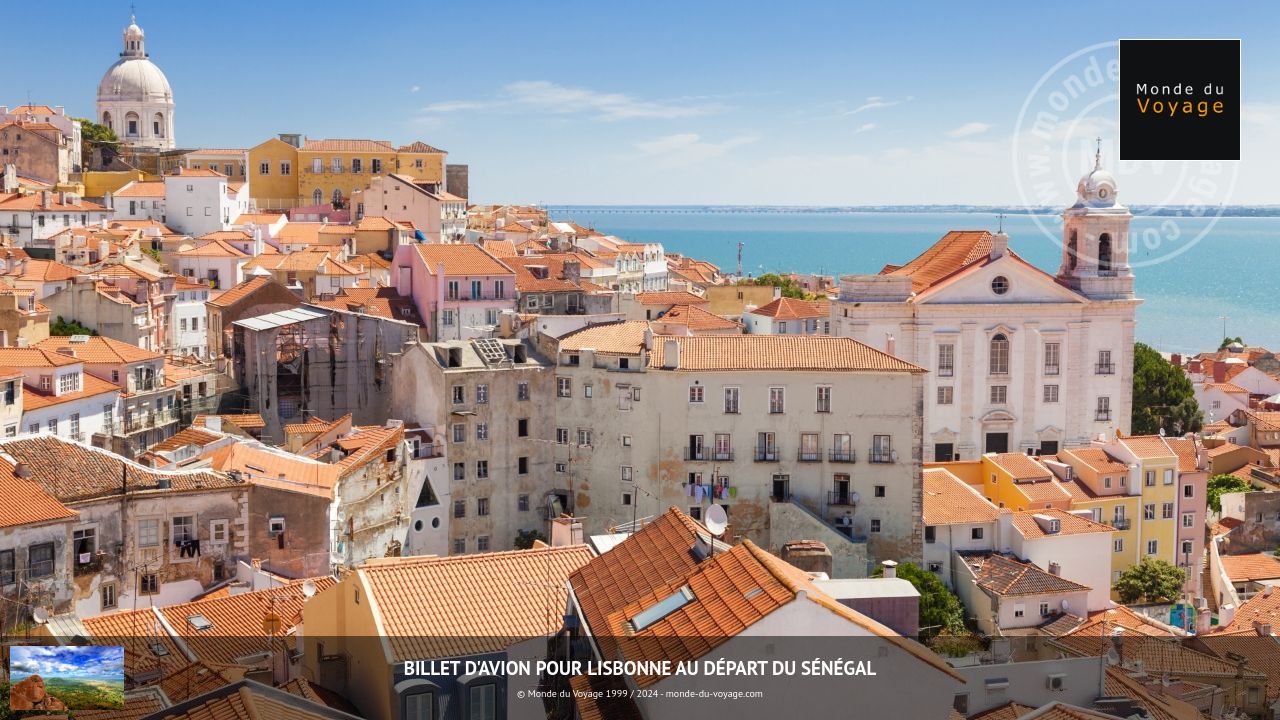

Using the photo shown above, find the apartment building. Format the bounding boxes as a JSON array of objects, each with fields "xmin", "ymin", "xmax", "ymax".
[
  {"xmin": 388, "ymin": 338, "xmax": 553, "ymax": 555},
  {"xmin": 541, "ymin": 323, "xmax": 926, "ymax": 569}
]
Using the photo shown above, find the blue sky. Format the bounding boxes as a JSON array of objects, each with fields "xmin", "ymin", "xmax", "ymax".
[
  {"xmin": 9, "ymin": 646, "xmax": 124, "ymax": 680},
  {"xmin": 3, "ymin": 1, "xmax": 1276, "ymax": 204}
]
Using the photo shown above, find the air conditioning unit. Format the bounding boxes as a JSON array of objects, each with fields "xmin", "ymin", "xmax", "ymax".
[
  {"xmin": 1047, "ymin": 674, "xmax": 1066, "ymax": 691},
  {"xmin": 928, "ymin": 562, "xmax": 943, "ymax": 573},
  {"xmin": 268, "ymin": 516, "xmax": 286, "ymax": 535}
]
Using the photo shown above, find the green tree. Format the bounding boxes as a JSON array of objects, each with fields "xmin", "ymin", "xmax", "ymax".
[
  {"xmin": 873, "ymin": 561, "xmax": 965, "ymax": 641},
  {"xmin": 50, "ymin": 316, "xmax": 97, "ymax": 337},
  {"xmin": 74, "ymin": 117, "xmax": 118, "ymax": 168},
  {"xmin": 1113, "ymin": 558, "xmax": 1185, "ymax": 604},
  {"xmin": 1219, "ymin": 336, "xmax": 1245, "ymax": 350},
  {"xmin": 514, "ymin": 529, "xmax": 547, "ymax": 550},
  {"xmin": 736, "ymin": 272, "xmax": 809, "ymax": 299},
  {"xmin": 1132, "ymin": 341, "xmax": 1203, "ymax": 435},
  {"xmin": 1207, "ymin": 473, "xmax": 1252, "ymax": 513}
]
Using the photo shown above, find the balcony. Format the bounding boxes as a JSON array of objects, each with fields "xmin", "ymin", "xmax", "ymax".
[
  {"xmin": 829, "ymin": 449, "xmax": 856, "ymax": 463},
  {"xmin": 711, "ymin": 449, "xmax": 734, "ymax": 462},
  {"xmin": 869, "ymin": 450, "xmax": 894, "ymax": 464},
  {"xmin": 1044, "ymin": 364, "xmax": 1060, "ymax": 376},
  {"xmin": 445, "ymin": 294, "xmax": 508, "ymax": 302},
  {"xmin": 828, "ymin": 491, "xmax": 858, "ymax": 506},
  {"xmin": 1095, "ymin": 411, "xmax": 1112, "ymax": 422},
  {"xmin": 1095, "ymin": 363, "xmax": 1116, "ymax": 375},
  {"xmin": 686, "ymin": 447, "xmax": 707, "ymax": 461},
  {"xmin": 798, "ymin": 448, "xmax": 822, "ymax": 463},
  {"xmin": 754, "ymin": 447, "xmax": 780, "ymax": 462},
  {"xmin": 1110, "ymin": 518, "xmax": 1131, "ymax": 530},
  {"xmin": 73, "ymin": 556, "xmax": 103, "ymax": 577},
  {"xmin": 412, "ymin": 443, "xmax": 443, "ymax": 459}
]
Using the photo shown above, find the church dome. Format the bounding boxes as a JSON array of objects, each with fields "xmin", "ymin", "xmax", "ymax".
[
  {"xmin": 97, "ymin": 57, "xmax": 173, "ymax": 103},
  {"xmin": 1075, "ymin": 142, "xmax": 1118, "ymax": 208}
]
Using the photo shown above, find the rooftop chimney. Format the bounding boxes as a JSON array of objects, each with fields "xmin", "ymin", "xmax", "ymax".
[
  {"xmin": 881, "ymin": 560, "xmax": 898, "ymax": 579},
  {"xmin": 1213, "ymin": 362, "xmax": 1227, "ymax": 384},
  {"xmin": 989, "ymin": 231, "xmax": 1009, "ymax": 260},
  {"xmin": 663, "ymin": 338, "xmax": 680, "ymax": 369},
  {"xmin": 12, "ymin": 461, "xmax": 29, "ymax": 479}
]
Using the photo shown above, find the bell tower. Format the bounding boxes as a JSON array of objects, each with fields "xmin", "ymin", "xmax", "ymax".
[{"xmin": 1057, "ymin": 139, "xmax": 1134, "ymax": 300}]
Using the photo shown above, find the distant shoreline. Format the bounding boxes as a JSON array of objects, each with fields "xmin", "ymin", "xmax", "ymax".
[{"xmin": 544, "ymin": 205, "xmax": 1280, "ymax": 218}]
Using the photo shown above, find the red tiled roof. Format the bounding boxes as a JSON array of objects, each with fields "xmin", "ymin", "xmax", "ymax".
[
  {"xmin": 649, "ymin": 335, "xmax": 924, "ymax": 372},
  {"xmin": 748, "ymin": 297, "xmax": 829, "ymax": 320},
  {"xmin": 412, "ymin": 243, "xmax": 513, "ymax": 276},
  {"xmin": 35, "ymin": 335, "xmax": 162, "ymax": 364},
  {"xmin": 881, "ymin": 230, "xmax": 993, "ymax": 292},
  {"xmin": 923, "ymin": 468, "xmax": 1003, "ymax": 525},
  {"xmin": 635, "ymin": 290, "xmax": 706, "ymax": 306}
]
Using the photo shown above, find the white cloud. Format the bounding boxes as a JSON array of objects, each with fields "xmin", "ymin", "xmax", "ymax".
[
  {"xmin": 421, "ymin": 81, "xmax": 724, "ymax": 122},
  {"xmin": 946, "ymin": 121, "xmax": 991, "ymax": 138},
  {"xmin": 634, "ymin": 133, "xmax": 758, "ymax": 168},
  {"xmin": 855, "ymin": 123, "xmax": 877, "ymax": 134},
  {"xmin": 410, "ymin": 85, "xmax": 421, "ymax": 93},
  {"xmin": 846, "ymin": 95, "xmax": 913, "ymax": 115}
]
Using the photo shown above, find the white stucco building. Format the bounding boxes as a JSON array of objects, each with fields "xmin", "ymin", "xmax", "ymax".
[
  {"xmin": 97, "ymin": 15, "xmax": 175, "ymax": 150},
  {"xmin": 832, "ymin": 151, "xmax": 1139, "ymax": 461}
]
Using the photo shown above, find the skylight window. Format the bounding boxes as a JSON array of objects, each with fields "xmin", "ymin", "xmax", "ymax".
[
  {"xmin": 630, "ymin": 586, "xmax": 695, "ymax": 632},
  {"xmin": 187, "ymin": 614, "xmax": 213, "ymax": 631}
]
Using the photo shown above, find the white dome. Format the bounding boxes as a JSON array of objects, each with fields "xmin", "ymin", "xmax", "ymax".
[
  {"xmin": 1074, "ymin": 146, "xmax": 1119, "ymax": 209},
  {"xmin": 97, "ymin": 57, "xmax": 173, "ymax": 103}
]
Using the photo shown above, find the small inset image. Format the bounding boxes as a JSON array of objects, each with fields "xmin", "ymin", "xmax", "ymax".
[{"xmin": 8, "ymin": 645, "xmax": 124, "ymax": 711}]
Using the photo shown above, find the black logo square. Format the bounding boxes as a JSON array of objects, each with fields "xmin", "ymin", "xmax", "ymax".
[{"xmin": 1120, "ymin": 39, "xmax": 1240, "ymax": 160}]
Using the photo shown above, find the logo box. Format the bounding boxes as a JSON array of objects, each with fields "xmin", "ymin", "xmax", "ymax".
[{"xmin": 1120, "ymin": 39, "xmax": 1240, "ymax": 160}]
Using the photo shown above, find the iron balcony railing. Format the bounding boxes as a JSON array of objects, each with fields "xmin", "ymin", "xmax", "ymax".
[
  {"xmin": 686, "ymin": 447, "xmax": 707, "ymax": 461},
  {"xmin": 798, "ymin": 448, "xmax": 822, "ymax": 462},
  {"xmin": 828, "ymin": 491, "xmax": 857, "ymax": 506},
  {"xmin": 1096, "ymin": 363, "xmax": 1116, "ymax": 375},
  {"xmin": 755, "ymin": 447, "xmax": 780, "ymax": 462},
  {"xmin": 829, "ymin": 449, "xmax": 856, "ymax": 463}
]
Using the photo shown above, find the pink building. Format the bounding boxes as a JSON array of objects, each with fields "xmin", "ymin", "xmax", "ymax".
[{"xmin": 392, "ymin": 243, "xmax": 516, "ymax": 340}]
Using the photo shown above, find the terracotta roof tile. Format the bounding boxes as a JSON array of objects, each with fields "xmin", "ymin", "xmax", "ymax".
[
  {"xmin": 635, "ymin": 290, "xmax": 706, "ymax": 306},
  {"xmin": 748, "ymin": 297, "xmax": 829, "ymax": 320},
  {"xmin": 657, "ymin": 304, "xmax": 739, "ymax": 331},
  {"xmin": 397, "ymin": 141, "xmax": 447, "ymax": 154},
  {"xmin": 0, "ymin": 461, "xmax": 77, "ymax": 528},
  {"xmin": 963, "ymin": 552, "xmax": 1091, "ymax": 596},
  {"xmin": 649, "ymin": 335, "xmax": 924, "ymax": 373},
  {"xmin": 989, "ymin": 452, "xmax": 1053, "ymax": 480},
  {"xmin": 923, "ymin": 468, "xmax": 1003, "ymax": 526},
  {"xmin": 0, "ymin": 435, "xmax": 239, "ymax": 503},
  {"xmin": 412, "ymin": 243, "xmax": 513, "ymax": 276},
  {"xmin": 301, "ymin": 138, "xmax": 394, "ymax": 153},
  {"xmin": 1058, "ymin": 447, "xmax": 1132, "ymax": 474},
  {"xmin": 1118, "ymin": 435, "xmax": 1179, "ymax": 460},
  {"xmin": 1221, "ymin": 553, "xmax": 1280, "ymax": 583},
  {"xmin": 35, "ymin": 335, "xmax": 162, "ymax": 364},
  {"xmin": 178, "ymin": 238, "xmax": 249, "ymax": 258},
  {"xmin": 207, "ymin": 276, "xmax": 274, "ymax": 308},
  {"xmin": 114, "ymin": 180, "xmax": 166, "ymax": 198},
  {"xmin": 971, "ymin": 702, "xmax": 1035, "ymax": 720},
  {"xmin": 2, "ymin": 258, "xmax": 83, "ymax": 282},
  {"xmin": 1009, "ymin": 508, "xmax": 1113, "ymax": 538},
  {"xmin": 358, "ymin": 545, "xmax": 594, "ymax": 662},
  {"xmin": 558, "ymin": 320, "xmax": 649, "ymax": 355},
  {"xmin": 881, "ymin": 230, "xmax": 993, "ymax": 292}
]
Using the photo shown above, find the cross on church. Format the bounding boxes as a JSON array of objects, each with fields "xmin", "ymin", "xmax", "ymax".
[
  {"xmin": 997, "ymin": 212, "xmax": 1004, "ymax": 233},
  {"xmin": 1095, "ymin": 136, "xmax": 1102, "ymax": 169}
]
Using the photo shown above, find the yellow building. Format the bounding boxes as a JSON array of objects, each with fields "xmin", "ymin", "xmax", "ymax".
[
  {"xmin": 181, "ymin": 148, "xmax": 248, "ymax": 182},
  {"xmin": 246, "ymin": 136, "xmax": 300, "ymax": 210},
  {"xmin": 933, "ymin": 434, "xmax": 1208, "ymax": 596},
  {"xmin": 246, "ymin": 135, "xmax": 448, "ymax": 211}
]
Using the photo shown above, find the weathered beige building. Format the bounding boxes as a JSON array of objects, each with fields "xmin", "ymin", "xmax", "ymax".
[
  {"xmin": 539, "ymin": 323, "xmax": 926, "ymax": 574},
  {"xmin": 388, "ymin": 338, "xmax": 554, "ymax": 555}
]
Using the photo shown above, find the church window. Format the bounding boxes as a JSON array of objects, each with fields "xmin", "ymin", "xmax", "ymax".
[
  {"xmin": 1067, "ymin": 230, "xmax": 1078, "ymax": 270},
  {"xmin": 990, "ymin": 275, "xmax": 1010, "ymax": 295},
  {"xmin": 312, "ymin": 189, "xmax": 323, "ymax": 205},
  {"xmin": 1098, "ymin": 233, "xmax": 1113, "ymax": 272},
  {"xmin": 989, "ymin": 334, "xmax": 1010, "ymax": 375}
]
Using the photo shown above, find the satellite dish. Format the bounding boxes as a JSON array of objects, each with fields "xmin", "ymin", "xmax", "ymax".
[
  {"xmin": 32, "ymin": 607, "xmax": 48, "ymax": 625},
  {"xmin": 301, "ymin": 579, "xmax": 317, "ymax": 598},
  {"xmin": 705, "ymin": 505, "xmax": 728, "ymax": 537}
]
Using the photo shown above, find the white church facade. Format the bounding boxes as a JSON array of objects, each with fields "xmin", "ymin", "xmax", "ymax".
[
  {"xmin": 96, "ymin": 15, "xmax": 175, "ymax": 150},
  {"xmin": 832, "ymin": 150, "xmax": 1139, "ymax": 461}
]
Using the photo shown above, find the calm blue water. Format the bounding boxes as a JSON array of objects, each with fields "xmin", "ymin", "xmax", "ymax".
[{"xmin": 548, "ymin": 208, "xmax": 1275, "ymax": 355}]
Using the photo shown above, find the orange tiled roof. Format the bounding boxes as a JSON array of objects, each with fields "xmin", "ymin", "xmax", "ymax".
[
  {"xmin": 1009, "ymin": 508, "xmax": 1113, "ymax": 538},
  {"xmin": 114, "ymin": 180, "xmax": 166, "ymax": 198},
  {"xmin": 635, "ymin": 290, "xmax": 706, "ymax": 306},
  {"xmin": 179, "ymin": 238, "xmax": 249, "ymax": 258},
  {"xmin": 658, "ymin": 304, "xmax": 739, "ymax": 331},
  {"xmin": 207, "ymin": 276, "xmax": 274, "ymax": 308},
  {"xmin": 192, "ymin": 413, "xmax": 266, "ymax": 430},
  {"xmin": 0, "ymin": 461, "xmax": 77, "ymax": 528},
  {"xmin": 308, "ymin": 287, "xmax": 419, "ymax": 323},
  {"xmin": 397, "ymin": 141, "xmax": 446, "ymax": 154},
  {"xmin": 357, "ymin": 545, "xmax": 594, "ymax": 662},
  {"xmin": 169, "ymin": 167, "xmax": 225, "ymax": 178},
  {"xmin": 923, "ymin": 468, "xmax": 1003, "ymax": 525},
  {"xmin": 1217, "ymin": 586, "xmax": 1280, "ymax": 633},
  {"xmin": 1220, "ymin": 553, "xmax": 1280, "ymax": 583},
  {"xmin": 964, "ymin": 552, "xmax": 1091, "ymax": 596},
  {"xmin": 412, "ymin": 243, "xmax": 513, "ymax": 276},
  {"xmin": 0, "ymin": 346, "xmax": 81, "ymax": 368},
  {"xmin": 0, "ymin": 435, "xmax": 238, "ymax": 503},
  {"xmin": 881, "ymin": 230, "xmax": 994, "ymax": 292},
  {"xmin": 1118, "ymin": 435, "xmax": 1179, "ymax": 460},
  {"xmin": 1059, "ymin": 447, "xmax": 1132, "ymax": 474},
  {"xmin": 748, "ymin": 296, "xmax": 828, "ymax": 320},
  {"xmin": 648, "ymin": 335, "xmax": 924, "ymax": 373},
  {"xmin": 989, "ymin": 452, "xmax": 1053, "ymax": 480},
  {"xmin": 0, "ymin": 194, "xmax": 107, "ymax": 211},
  {"xmin": 35, "ymin": 335, "xmax": 162, "ymax": 364},
  {"xmin": 149, "ymin": 426, "xmax": 224, "ymax": 454},
  {"xmin": 971, "ymin": 702, "xmax": 1035, "ymax": 720},
  {"xmin": 558, "ymin": 320, "xmax": 649, "ymax": 355},
  {"xmin": 1198, "ymin": 634, "xmax": 1280, "ymax": 700},
  {"xmin": 301, "ymin": 138, "xmax": 393, "ymax": 153},
  {"xmin": 3, "ymin": 258, "xmax": 83, "ymax": 282},
  {"xmin": 22, "ymin": 372, "xmax": 120, "ymax": 411},
  {"xmin": 204, "ymin": 440, "xmax": 339, "ymax": 498}
]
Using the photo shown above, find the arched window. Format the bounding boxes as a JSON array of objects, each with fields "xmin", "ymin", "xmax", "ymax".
[
  {"xmin": 1067, "ymin": 230, "xmax": 1078, "ymax": 271},
  {"xmin": 102, "ymin": 111, "xmax": 112, "ymax": 131},
  {"xmin": 153, "ymin": 113, "xmax": 164, "ymax": 138},
  {"xmin": 990, "ymin": 333, "xmax": 1010, "ymax": 375},
  {"xmin": 125, "ymin": 112, "xmax": 139, "ymax": 137},
  {"xmin": 332, "ymin": 188, "xmax": 344, "ymax": 208},
  {"xmin": 312, "ymin": 188, "xmax": 323, "ymax": 205},
  {"xmin": 1098, "ymin": 233, "xmax": 1112, "ymax": 273}
]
